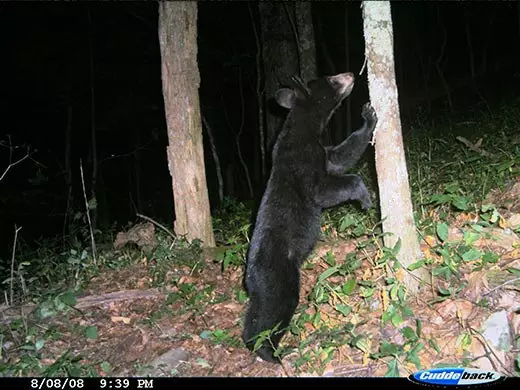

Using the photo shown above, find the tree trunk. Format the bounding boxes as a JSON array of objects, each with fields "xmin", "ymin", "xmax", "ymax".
[
  {"xmin": 362, "ymin": 1, "xmax": 427, "ymax": 293},
  {"xmin": 248, "ymin": 3, "xmax": 266, "ymax": 184},
  {"xmin": 158, "ymin": 2, "xmax": 215, "ymax": 248},
  {"xmin": 435, "ymin": 6, "xmax": 452, "ymax": 110},
  {"xmin": 87, "ymin": 5, "xmax": 98, "ymax": 231},
  {"xmin": 295, "ymin": 2, "xmax": 317, "ymax": 82},
  {"xmin": 344, "ymin": 4, "xmax": 352, "ymax": 136},
  {"xmin": 259, "ymin": 2, "xmax": 299, "ymax": 151}
]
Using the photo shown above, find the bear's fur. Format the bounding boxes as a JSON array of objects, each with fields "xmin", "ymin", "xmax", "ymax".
[{"xmin": 243, "ymin": 72, "xmax": 378, "ymax": 362}]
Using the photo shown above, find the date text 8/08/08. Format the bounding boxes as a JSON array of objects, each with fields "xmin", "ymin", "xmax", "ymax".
[{"xmin": 9, "ymin": 378, "xmax": 154, "ymax": 390}]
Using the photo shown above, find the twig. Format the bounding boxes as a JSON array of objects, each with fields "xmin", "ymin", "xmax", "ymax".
[
  {"xmin": 236, "ymin": 65, "xmax": 254, "ymax": 198},
  {"xmin": 435, "ymin": 7, "xmax": 453, "ymax": 109},
  {"xmin": 248, "ymin": 2, "xmax": 266, "ymax": 181},
  {"xmin": 0, "ymin": 153, "xmax": 30, "ymax": 182},
  {"xmin": 10, "ymin": 225, "xmax": 22, "ymax": 306},
  {"xmin": 136, "ymin": 213, "xmax": 176, "ymax": 240},
  {"xmin": 456, "ymin": 136, "xmax": 492, "ymax": 156},
  {"xmin": 482, "ymin": 276, "xmax": 520, "ymax": 296},
  {"xmin": 201, "ymin": 116, "xmax": 224, "ymax": 205},
  {"xmin": 80, "ymin": 159, "xmax": 97, "ymax": 265},
  {"xmin": 0, "ymin": 136, "xmax": 32, "ymax": 182}
]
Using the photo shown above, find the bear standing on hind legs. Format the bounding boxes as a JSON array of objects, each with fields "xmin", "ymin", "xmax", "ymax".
[{"xmin": 242, "ymin": 72, "xmax": 378, "ymax": 363}]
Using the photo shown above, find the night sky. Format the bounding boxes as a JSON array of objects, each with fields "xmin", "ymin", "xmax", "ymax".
[{"xmin": 0, "ymin": 1, "xmax": 519, "ymax": 259}]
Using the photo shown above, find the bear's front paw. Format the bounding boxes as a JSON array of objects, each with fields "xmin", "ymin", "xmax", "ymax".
[
  {"xmin": 360, "ymin": 196, "xmax": 372, "ymax": 210},
  {"xmin": 361, "ymin": 102, "xmax": 377, "ymax": 123}
]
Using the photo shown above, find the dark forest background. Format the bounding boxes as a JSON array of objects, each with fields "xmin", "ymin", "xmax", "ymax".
[{"xmin": 1, "ymin": 1, "xmax": 519, "ymax": 260}]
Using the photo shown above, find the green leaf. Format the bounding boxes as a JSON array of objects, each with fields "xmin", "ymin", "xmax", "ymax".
[
  {"xmin": 482, "ymin": 251, "xmax": 499, "ymax": 264},
  {"xmin": 462, "ymin": 248, "xmax": 482, "ymax": 261},
  {"xmin": 436, "ymin": 222, "xmax": 449, "ymax": 242},
  {"xmin": 59, "ymin": 291, "xmax": 77, "ymax": 306},
  {"xmin": 312, "ymin": 312, "xmax": 321, "ymax": 328},
  {"xmin": 408, "ymin": 259, "xmax": 427, "ymax": 271},
  {"xmin": 402, "ymin": 305, "xmax": 414, "ymax": 317},
  {"xmin": 508, "ymin": 268, "xmax": 520, "ymax": 275},
  {"xmin": 385, "ymin": 358, "xmax": 400, "ymax": 377},
  {"xmin": 360, "ymin": 286, "xmax": 375, "ymax": 298},
  {"xmin": 438, "ymin": 286, "xmax": 451, "ymax": 296},
  {"xmin": 325, "ymin": 251, "xmax": 336, "ymax": 267},
  {"xmin": 392, "ymin": 238, "xmax": 402, "ymax": 255},
  {"xmin": 354, "ymin": 337, "xmax": 371, "ymax": 353},
  {"xmin": 401, "ymin": 326, "xmax": 416, "ymax": 341},
  {"xmin": 452, "ymin": 196, "xmax": 470, "ymax": 211},
  {"xmin": 444, "ymin": 183, "xmax": 459, "ymax": 194},
  {"xmin": 335, "ymin": 304, "xmax": 351, "ymax": 316},
  {"xmin": 100, "ymin": 361, "xmax": 111, "ymax": 373},
  {"xmin": 390, "ymin": 283, "xmax": 399, "ymax": 300},
  {"xmin": 85, "ymin": 326, "xmax": 98, "ymax": 340},
  {"xmin": 379, "ymin": 341, "xmax": 400, "ymax": 356},
  {"xmin": 471, "ymin": 224, "xmax": 484, "ymax": 232},
  {"xmin": 318, "ymin": 265, "xmax": 339, "ymax": 283},
  {"xmin": 35, "ymin": 339, "xmax": 45, "ymax": 351},
  {"xmin": 391, "ymin": 312, "xmax": 404, "ymax": 327},
  {"xmin": 342, "ymin": 279, "xmax": 356, "ymax": 295},
  {"xmin": 429, "ymin": 338, "xmax": 441, "ymax": 353},
  {"xmin": 463, "ymin": 231, "xmax": 480, "ymax": 246},
  {"xmin": 313, "ymin": 285, "xmax": 325, "ymax": 303},
  {"xmin": 407, "ymin": 343, "xmax": 423, "ymax": 369},
  {"xmin": 428, "ymin": 193, "xmax": 452, "ymax": 205},
  {"xmin": 397, "ymin": 286, "xmax": 407, "ymax": 302},
  {"xmin": 416, "ymin": 319, "xmax": 422, "ymax": 338},
  {"xmin": 339, "ymin": 215, "xmax": 356, "ymax": 231}
]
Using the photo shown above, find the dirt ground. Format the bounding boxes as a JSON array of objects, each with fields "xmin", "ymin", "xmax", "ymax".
[
  {"xmin": 3, "ymin": 182, "xmax": 520, "ymax": 377},
  {"xmin": 27, "ymin": 237, "xmax": 520, "ymax": 377}
]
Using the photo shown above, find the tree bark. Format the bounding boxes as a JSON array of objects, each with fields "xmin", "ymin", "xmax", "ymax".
[
  {"xmin": 362, "ymin": 1, "xmax": 427, "ymax": 293},
  {"xmin": 344, "ymin": 4, "xmax": 352, "ymax": 136},
  {"xmin": 259, "ymin": 2, "xmax": 299, "ymax": 151},
  {"xmin": 295, "ymin": 2, "xmax": 317, "ymax": 82},
  {"xmin": 158, "ymin": 2, "xmax": 215, "ymax": 247}
]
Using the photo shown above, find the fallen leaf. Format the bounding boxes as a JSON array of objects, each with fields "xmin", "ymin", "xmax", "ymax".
[
  {"xmin": 111, "ymin": 316, "xmax": 131, "ymax": 324},
  {"xmin": 464, "ymin": 270, "xmax": 489, "ymax": 301},
  {"xmin": 437, "ymin": 299, "xmax": 473, "ymax": 320}
]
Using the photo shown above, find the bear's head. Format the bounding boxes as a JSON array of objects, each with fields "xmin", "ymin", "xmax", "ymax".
[{"xmin": 275, "ymin": 72, "xmax": 355, "ymax": 118}]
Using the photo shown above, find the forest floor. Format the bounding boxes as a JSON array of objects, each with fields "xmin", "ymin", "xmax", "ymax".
[{"xmin": 2, "ymin": 180, "xmax": 519, "ymax": 377}]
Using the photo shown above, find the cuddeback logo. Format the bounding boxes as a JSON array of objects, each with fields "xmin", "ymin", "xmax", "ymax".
[{"xmin": 409, "ymin": 367, "xmax": 506, "ymax": 387}]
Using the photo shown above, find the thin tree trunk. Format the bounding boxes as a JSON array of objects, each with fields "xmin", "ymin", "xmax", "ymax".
[
  {"xmin": 62, "ymin": 102, "xmax": 73, "ymax": 242},
  {"xmin": 464, "ymin": 11, "xmax": 491, "ymax": 113},
  {"xmin": 314, "ymin": 11, "xmax": 336, "ymax": 145},
  {"xmin": 134, "ymin": 127, "xmax": 142, "ymax": 212},
  {"xmin": 236, "ymin": 67, "xmax": 254, "ymax": 198},
  {"xmin": 202, "ymin": 116, "xmax": 224, "ymax": 206},
  {"xmin": 158, "ymin": 2, "xmax": 215, "ymax": 247},
  {"xmin": 362, "ymin": 1, "xmax": 427, "ymax": 294},
  {"xmin": 248, "ymin": 3, "xmax": 266, "ymax": 183},
  {"xmin": 344, "ymin": 4, "xmax": 352, "ymax": 136},
  {"xmin": 435, "ymin": 6, "xmax": 452, "ymax": 110},
  {"xmin": 87, "ymin": 6, "xmax": 98, "ymax": 231}
]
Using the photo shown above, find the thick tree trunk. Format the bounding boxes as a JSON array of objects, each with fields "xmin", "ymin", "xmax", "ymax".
[
  {"xmin": 158, "ymin": 2, "xmax": 215, "ymax": 247},
  {"xmin": 259, "ymin": 2, "xmax": 299, "ymax": 151},
  {"xmin": 362, "ymin": 1, "xmax": 427, "ymax": 293}
]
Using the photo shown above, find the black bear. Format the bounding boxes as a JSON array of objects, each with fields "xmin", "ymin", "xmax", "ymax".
[{"xmin": 242, "ymin": 72, "xmax": 378, "ymax": 363}]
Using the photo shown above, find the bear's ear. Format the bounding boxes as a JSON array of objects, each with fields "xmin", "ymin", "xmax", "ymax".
[{"xmin": 275, "ymin": 88, "xmax": 296, "ymax": 109}]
